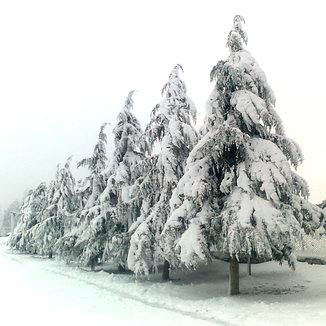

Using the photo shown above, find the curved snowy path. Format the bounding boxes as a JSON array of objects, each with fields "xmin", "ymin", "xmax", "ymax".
[{"xmin": 0, "ymin": 246, "xmax": 223, "ymax": 326}]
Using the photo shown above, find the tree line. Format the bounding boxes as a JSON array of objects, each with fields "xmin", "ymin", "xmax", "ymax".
[{"xmin": 7, "ymin": 16, "xmax": 325, "ymax": 295}]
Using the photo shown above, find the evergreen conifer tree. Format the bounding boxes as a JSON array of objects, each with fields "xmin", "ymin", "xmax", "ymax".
[
  {"xmin": 9, "ymin": 183, "xmax": 47, "ymax": 253},
  {"xmin": 98, "ymin": 90, "xmax": 147, "ymax": 270},
  {"xmin": 162, "ymin": 16, "xmax": 323, "ymax": 294},
  {"xmin": 36, "ymin": 157, "xmax": 78, "ymax": 258},
  {"xmin": 63, "ymin": 123, "xmax": 109, "ymax": 268},
  {"xmin": 128, "ymin": 65, "xmax": 198, "ymax": 278}
]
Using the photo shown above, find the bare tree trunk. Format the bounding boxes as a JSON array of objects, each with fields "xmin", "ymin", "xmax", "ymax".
[
  {"xmin": 48, "ymin": 250, "xmax": 53, "ymax": 259},
  {"xmin": 229, "ymin": 256, "xmax": 240, "ymax": 295},
  {"xmin": 247, "ymin": 256, "xmax": 251, "ymax": 276},
  {"xmin": 162, "ymin": 260, "xmax": 170, "ymax": 281}
]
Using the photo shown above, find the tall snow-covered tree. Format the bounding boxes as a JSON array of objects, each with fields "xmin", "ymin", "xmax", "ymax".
[
  {"xmin": 35, "ymin": 157, "xmax": 78, "ymax": 258},
  {"xmin": 78, "ymin": 123, "xmax": 109, "ymax": 210},
  {"xmin": 68, "ymin": 92, "xmax": 145, "ymax": 270},
  {"xmin": 128, "ymin": 65, "xmax": 198, "ymax": 278},
  {"xmin": 97, "ymin": 90, "xmax": 147, "ymax": 270},
  {"xmin": 59, "ymin": 123, "xmax": 109, "ymax": 268},
  {"xmin": 162, "ymin": 16, "xmax": 323, "ymax": 294},
  {"xmin": 9, "ymin": 183, "xmax": 48, "ymax": 253}
]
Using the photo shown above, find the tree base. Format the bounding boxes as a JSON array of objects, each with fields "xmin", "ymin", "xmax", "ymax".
[
  {"xmin": 229, "ymin": 256, "xmax": 240, "ymax": 295},
  {"xmin": 118, "ymin": 264, "xmax": 125, "ymax": 273},
  {"xmin": 162, "ymin": 260, "xmax": 170, "ymax": 281},
  {"xmin": 247, "ymin": 256, "xmax": 252, "ymax": 276}
]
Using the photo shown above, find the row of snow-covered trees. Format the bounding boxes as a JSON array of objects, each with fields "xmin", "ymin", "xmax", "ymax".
[
  {"xmin": 9, "ymin": 16, "xmax": 325, "ymax": 294},
  {"xmin": 9, "ymin": 63, "xmax": 198, "ymax": 276}
]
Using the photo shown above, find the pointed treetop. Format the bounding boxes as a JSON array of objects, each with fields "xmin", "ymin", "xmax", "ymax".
[
  {"xmin": 98, "ymin": 122, "xmax": 109, "ymax": 142},
  {"xmin": 64, "ymin": 156, "xmax": 73, "ymax": 169},
  {"xmin": 162, "ymin": 63, "xmax": 186, "ymax": 97},
  {"xmin": 169, "ymin": 63, "xmax": 183, "ymax": 78},
  {"xmin": 124, "ymin": 90, "xmax": 137, "ymax": 111},
  {"xmin": 226, "ymin": 15, "xmax": 248, "ymax": 52},
  {"xmin": 77, "ymin": 122, "xmax": 108, "ymax": 174}
]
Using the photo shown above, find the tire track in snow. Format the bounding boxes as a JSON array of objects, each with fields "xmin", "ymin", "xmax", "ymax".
[
  {"xmin": 41, "ymin": 266, "xmax": 234, "ymax": 326},
  {"xmin": 1, "ymin": 249, "xmax": 235, "ymax": 326}
]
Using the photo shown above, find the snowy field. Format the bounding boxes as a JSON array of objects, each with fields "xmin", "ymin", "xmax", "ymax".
[{"xmin": 0, "ymin": 237, "xmax": 325, "ymax": 326}]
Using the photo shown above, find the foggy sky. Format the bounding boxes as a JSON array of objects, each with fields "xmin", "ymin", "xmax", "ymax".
[{"xmin": 1, "ymin": 0, "xmax": 326, "ymax": 211}]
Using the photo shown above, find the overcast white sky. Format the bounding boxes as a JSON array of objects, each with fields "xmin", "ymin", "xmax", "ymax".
[{"xmin": 1, "ymin": 0, "xmax": 326, "ymax": 211}]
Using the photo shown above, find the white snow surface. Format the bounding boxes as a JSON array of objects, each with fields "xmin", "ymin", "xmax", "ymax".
[{"xmin": 1, "ymin": 237, "xmax": 326, "ymax": 326}]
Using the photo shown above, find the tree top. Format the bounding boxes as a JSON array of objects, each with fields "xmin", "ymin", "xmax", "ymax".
[
  {"xmin": 161, "ymin": 64, "xmax": 186, "ymax": 97},
  {"xmin": 226, "ymin": 15, "xmax": 248, "ymax": 52},
  {"xmin": 124, "ymin": 90, "xmax": 137, "ymax": 111}
]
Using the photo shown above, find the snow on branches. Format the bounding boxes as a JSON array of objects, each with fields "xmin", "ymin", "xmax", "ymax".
[
  {"xmin": 127, "ymin": 65, "xmax": 198, "ymax": 276},
  {"xmin": 8, "ymin": 17, "xmax": 324, "ymax": 286},
  {"xmin": 162, "ymin": 16, "xmax": 323, "ymax": 271}
]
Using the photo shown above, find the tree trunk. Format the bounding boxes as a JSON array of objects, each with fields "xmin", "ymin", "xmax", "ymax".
[
  {"xmin": 118, "ymin": 264, "xmax": 125, "ymax": 273},
  {"xmin": 90, "ymin": 258, "xmax": 96, "ymax": 271},
  {"xmin": 48, "ymin": 250, "xmax": 53, "ymax": 259},
  {"xmin": 162, "ymin": 260, "xmax": 170, "ymax": 281},
  {"xmin": 247, "ymin": 256, "xmax": 251, "ymax": 276},
  {"xmin": 229, "ymin": 256, "xmax": 240, "ymax": 295}
]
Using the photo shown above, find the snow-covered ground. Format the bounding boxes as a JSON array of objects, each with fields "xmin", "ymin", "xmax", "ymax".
[{"xmin": 1, "ymin": 237, "xmax": 325, "ymax": 326}]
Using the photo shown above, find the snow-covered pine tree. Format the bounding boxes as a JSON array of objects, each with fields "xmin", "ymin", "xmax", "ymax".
[
  {"xmin": 128, "ymin": 65, "xmax": 198, "ymax": 278},
  {"xmin": 9, "ymin": 191, "xmax": 31, "ymax": 250},
  {"xmin": 9, "ymin": 183, "xmax": 47, "ymax": 254},
  {"xmin": 78, "ymin": 123, "xmax": 109, "ymax": 210},
  {"xmin": 55, "ymin": 182, "xmax": 86, "ymax": 262},
  {"xmin": 62, "ymin": 123, "xmax": 109, "ymax": 268},
  {"xmin": 35, "ymin": 157, "xmax": 78, "ymax": 258},
  {"xmin": 97, "ymin": 90, "xmax": 147, "ymax": 270},
  {"xmin": 162, "ymin": 16, "xmax": 323, "ymax": 294}
]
